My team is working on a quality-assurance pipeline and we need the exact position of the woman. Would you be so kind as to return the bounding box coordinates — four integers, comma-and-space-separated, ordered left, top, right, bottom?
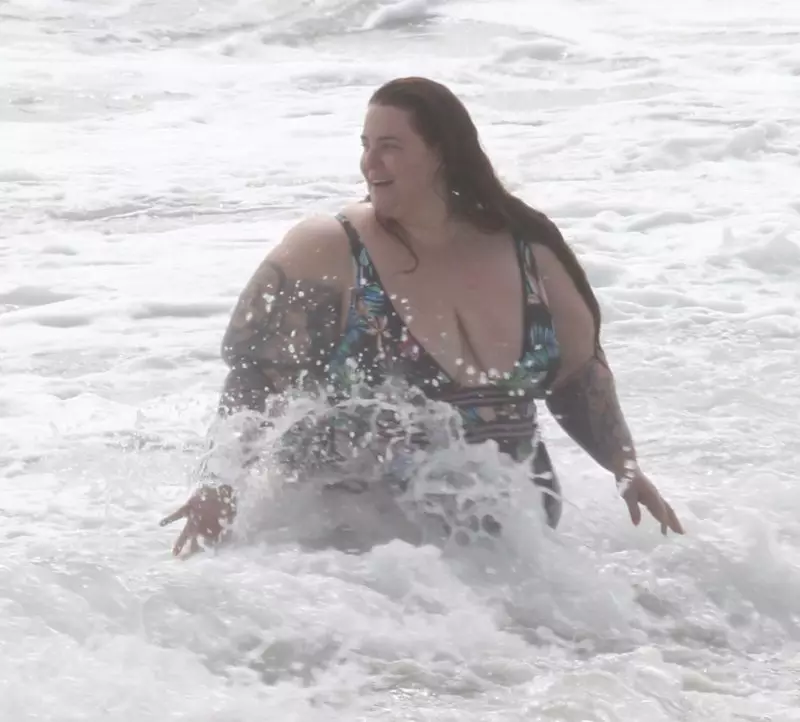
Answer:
161, 77, 684, 557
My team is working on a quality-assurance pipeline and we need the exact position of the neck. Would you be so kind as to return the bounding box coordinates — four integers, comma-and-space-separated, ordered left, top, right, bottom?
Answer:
388, 194, 460, 251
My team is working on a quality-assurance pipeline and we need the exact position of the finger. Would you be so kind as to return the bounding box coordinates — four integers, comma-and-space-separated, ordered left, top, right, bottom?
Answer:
217, 527, 234, 547
160, 503, 190, 527
172, 521, 193, 557
182, 535, 204, 559
641, 492, 669, 535
665, 502, 685, 535
625, 493, 641, 526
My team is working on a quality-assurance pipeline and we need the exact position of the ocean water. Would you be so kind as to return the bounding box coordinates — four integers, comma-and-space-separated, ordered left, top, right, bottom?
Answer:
2, 0, 800, 719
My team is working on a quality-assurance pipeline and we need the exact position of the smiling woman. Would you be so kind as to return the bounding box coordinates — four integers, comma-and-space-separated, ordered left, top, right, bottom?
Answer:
160, 76, 684, 556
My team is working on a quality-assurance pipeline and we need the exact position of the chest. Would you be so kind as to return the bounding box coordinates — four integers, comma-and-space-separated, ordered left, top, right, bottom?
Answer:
384, 251, 525, 356
331, 236, 558, 394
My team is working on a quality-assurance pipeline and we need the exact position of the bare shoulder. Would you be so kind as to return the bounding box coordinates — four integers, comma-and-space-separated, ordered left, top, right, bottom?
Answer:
519, 211, 568, 281
222, 214, 351, 366
522, 215, 573, 288
529, 243, 576, 290
266, 213, 352, 283
522, 215, 598, 374
333, 200, 376, 236
339, 200, 374, 221
529, 241, 595, 334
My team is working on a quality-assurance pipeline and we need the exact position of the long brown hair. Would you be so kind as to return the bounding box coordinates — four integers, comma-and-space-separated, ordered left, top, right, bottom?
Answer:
366, 76, 602, 344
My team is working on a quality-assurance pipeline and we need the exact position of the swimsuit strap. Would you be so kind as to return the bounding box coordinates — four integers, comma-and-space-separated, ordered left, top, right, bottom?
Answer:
335, 213, 364, 257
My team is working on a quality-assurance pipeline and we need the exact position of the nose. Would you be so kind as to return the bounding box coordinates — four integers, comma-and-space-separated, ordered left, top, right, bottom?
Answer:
361, 145, 383, 172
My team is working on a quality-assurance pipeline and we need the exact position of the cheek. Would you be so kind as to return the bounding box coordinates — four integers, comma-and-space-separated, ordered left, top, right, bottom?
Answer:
402, 156, 437, 189
378, 150, 399, 175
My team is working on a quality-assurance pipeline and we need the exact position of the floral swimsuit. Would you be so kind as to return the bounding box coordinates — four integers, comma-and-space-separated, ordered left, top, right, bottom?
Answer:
323, 213, 564, 527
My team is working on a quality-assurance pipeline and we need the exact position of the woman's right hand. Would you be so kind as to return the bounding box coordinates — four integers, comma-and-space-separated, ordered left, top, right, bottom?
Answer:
159, 484, 238, 557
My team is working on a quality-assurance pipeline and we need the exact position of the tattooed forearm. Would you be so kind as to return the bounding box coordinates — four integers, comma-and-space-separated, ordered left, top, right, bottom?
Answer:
217, 258, 344, 418
546, 355, 637, 478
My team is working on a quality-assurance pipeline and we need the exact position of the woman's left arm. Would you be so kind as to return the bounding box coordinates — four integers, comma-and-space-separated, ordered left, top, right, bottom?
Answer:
548, 348, 638, 483
531, 243, 684, 534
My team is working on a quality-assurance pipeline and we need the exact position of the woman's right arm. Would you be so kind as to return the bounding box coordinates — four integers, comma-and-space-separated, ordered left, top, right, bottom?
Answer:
160, 215, 353, 555
217, 241, 346, 416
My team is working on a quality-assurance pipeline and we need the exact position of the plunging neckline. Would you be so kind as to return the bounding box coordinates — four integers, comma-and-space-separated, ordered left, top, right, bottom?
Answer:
351, 228, 532, 389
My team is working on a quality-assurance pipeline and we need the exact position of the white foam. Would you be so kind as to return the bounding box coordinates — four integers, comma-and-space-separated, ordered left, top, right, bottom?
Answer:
363, 0, 441, 30
2, 0, 800, 719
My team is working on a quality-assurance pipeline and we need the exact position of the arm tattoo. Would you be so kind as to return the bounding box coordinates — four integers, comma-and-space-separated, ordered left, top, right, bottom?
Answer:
217, 259, 344, 416
545, 352, 637, 479
195, 259, 343, 489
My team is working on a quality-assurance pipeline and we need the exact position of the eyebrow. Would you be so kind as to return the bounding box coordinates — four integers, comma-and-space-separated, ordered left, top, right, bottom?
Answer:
360, 134, 402, 143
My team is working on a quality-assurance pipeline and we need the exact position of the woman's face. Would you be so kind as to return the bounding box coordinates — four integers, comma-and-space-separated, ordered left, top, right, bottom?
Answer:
360, 103, 442, 219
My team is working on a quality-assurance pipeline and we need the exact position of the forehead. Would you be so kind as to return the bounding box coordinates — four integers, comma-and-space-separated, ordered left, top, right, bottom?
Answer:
361, 103, 416, 138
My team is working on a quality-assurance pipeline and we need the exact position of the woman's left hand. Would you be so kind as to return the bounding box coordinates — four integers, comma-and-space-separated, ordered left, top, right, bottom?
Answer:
618, 469, 684, 535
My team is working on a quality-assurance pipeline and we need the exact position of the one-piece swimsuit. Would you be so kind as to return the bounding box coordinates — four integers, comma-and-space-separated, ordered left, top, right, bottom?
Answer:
324, 213, 564, 527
